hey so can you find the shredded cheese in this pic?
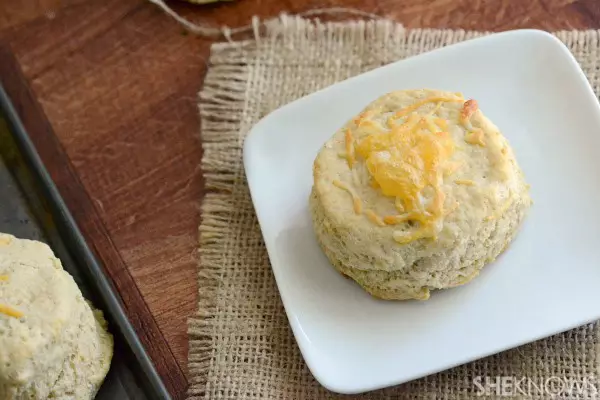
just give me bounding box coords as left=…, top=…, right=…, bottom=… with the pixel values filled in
left=0, top=275, right=8, bottom=282
left=423, top=116, right=441, bottom=133
left=460, top=99, right=478, bottom=122
left=459, top=99, right=486, bottom=146
left=500, top=147, right=507, bottom=155
left=387, top=111, right=420, bottom=129
left=455, top=179, right=476, bottom=186
left=430, top=187, right=445, bottom=216
left=465, top=129, right=486, bottom=147
left=458, top=99, right=487, bottom=146
left=344, top=129, right=356, bottom=168
left=341, top=95, right=481, bottom=244
left=355, top=104, right=456, bottom=241
left=332, top=178, right=349, bottom=189
left=365, top=210, right=386, bottom=227
left=353, top=198, right=363, bottom=214
left=394, top=197, right=405, bottom=212
left=0, top=236, right=11, bottom=246
left=384, top=212, right=429, bottom=225
left=0, top=304, right=23, bottom=319
left=353, top=110, right=374, bottom=126
left=332, top=179, right=362, bottom=214
left=356, top=119, right=382, bottom=133
left=391, top=96, right=463, bottom=121
left=393, top=226, right=434, bottom=244
left=427, top=101, right=443, bottom=117
left=434, top=118, right=448, bottom=130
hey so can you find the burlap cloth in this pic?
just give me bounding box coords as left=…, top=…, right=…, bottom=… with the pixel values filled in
left=188, top=15, right=600, bottom=399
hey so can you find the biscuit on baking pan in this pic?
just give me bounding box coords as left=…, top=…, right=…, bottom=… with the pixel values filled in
left=0, top=233, right=113, bottom=399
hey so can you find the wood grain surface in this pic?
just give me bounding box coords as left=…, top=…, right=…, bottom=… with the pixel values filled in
left=1, top=0, right=599, bottom=398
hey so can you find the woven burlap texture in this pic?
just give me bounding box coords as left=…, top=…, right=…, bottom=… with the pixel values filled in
left=188, top=15, right=600, bottom=399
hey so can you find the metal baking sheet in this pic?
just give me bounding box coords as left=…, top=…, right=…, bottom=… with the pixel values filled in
left=0, top=85, right=171, bottom=400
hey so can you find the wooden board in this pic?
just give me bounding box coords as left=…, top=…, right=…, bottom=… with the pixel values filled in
left=0, top=0, right=598, bottom=398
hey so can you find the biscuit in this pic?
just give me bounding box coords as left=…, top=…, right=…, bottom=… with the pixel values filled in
left=0, top=234, right=113, bottom=399
left=310, top=89, right=531, bottom=300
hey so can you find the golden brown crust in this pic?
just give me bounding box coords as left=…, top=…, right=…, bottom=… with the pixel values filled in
left=460, top=99, right=478, bottom=121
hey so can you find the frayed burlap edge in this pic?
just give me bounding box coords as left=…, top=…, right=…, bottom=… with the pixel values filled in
left=187, top=63, right=249, bottom=394
left=188, top=14, right=600, bottom=399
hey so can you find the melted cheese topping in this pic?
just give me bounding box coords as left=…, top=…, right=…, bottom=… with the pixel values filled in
left=0, top=304, right=23, bottom=318
left=331, top=95, right=490, bottom=244
left=355, top=98, right=459, bottom=242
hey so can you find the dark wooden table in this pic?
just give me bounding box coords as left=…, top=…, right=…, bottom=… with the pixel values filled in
left=1, top=0, right=598, bottom=398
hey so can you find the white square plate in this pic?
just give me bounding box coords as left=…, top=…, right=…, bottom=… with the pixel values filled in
left=243, top=29, right=600, bottom=394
